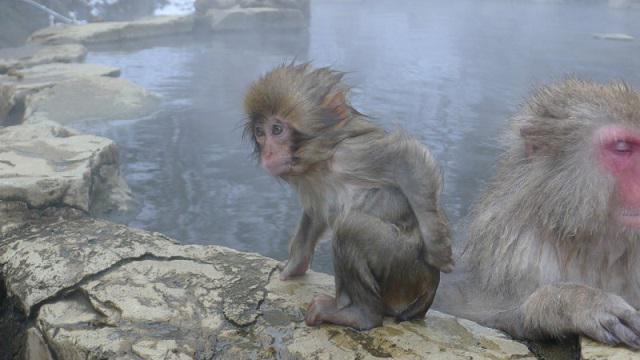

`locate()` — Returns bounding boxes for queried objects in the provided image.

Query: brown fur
[244,63,452,329]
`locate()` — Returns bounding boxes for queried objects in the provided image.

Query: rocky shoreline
[0,3,634,359]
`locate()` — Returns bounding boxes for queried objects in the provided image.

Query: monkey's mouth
[619,210,640,228]
[262,158,293,177]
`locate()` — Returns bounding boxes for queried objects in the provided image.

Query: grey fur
[244,64,452,329]
[435,79,640,348]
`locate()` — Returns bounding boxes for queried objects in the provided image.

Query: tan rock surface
[1,63,121,96]
[0,44,87,74]
[0,122,134,217]
[1,215,536,359]
[28,16,194,45]
[23,76,159,124]
[581,338,640,359]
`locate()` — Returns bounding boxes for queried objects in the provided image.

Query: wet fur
[244,64,452,329]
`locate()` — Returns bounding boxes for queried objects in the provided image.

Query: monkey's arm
[490,283,640,348]
[279,212,326,281]
[387,137,453,272]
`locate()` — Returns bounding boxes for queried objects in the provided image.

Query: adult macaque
[243,64,452,329]
[436,79,640,348]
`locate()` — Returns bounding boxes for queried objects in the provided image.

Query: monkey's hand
[508,284,640,349]
[570,291,640,348]
[419,222,454,273]
[424,240,454,273]
[277,256,310,281]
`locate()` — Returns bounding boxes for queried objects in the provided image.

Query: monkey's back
[328,135,441,320]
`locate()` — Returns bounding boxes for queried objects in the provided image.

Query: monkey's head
[514,79,640,235]
[243,63,361,177]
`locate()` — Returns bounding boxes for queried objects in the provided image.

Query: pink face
[596,125,640,228]
[255,117,293,177]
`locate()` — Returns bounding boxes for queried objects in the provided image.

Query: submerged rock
[23,75,159,125]
[0,44,87,74]
[0,122,135,217]
[0,215,535,359]
[593,33,635,41]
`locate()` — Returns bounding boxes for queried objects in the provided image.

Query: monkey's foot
[305,294,382,330]
[305,294,337,326]
[278,258,309,281]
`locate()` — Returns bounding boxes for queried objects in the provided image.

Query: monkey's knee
[395,288,437,322]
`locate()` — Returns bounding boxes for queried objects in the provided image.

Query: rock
[195,0,238,14]
[88,0,158,22]
[23,75,159,125]
[208,8,307,32]
[239,0,310,18]
[0,122,135,217]
[0,62,133,126]
[24,328,55,360]
[581,338,640,359]
[0,63,120,126]
[194,0,310,16]
[28,16,195,45]
[593,33,635,41]
[0,85,15,125]
[4,63,120,90]
[266,274,534,359]
[0,44,87,74]
[0,201,40,238]
[0,215,535,359]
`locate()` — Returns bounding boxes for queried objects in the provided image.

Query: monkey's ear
[323,91,350,124]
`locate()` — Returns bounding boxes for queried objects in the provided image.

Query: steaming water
[83,0,640,274]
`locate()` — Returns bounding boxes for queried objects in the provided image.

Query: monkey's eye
[614,140,632,154]
[255,126,265,137]
[272,123,284,136]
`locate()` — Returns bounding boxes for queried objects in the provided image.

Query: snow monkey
[436,79,640,349]
[243,63,452,329]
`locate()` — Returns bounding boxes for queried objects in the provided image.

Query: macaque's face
[254,116,293,177]
[596,125,640,228]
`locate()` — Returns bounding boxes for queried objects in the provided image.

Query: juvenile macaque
[244,64,452,329]
[436,79,640,348]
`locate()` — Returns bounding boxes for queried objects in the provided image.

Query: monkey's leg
[395,285,438,322]
[490,283,640,349]
[279,212,326,280]
[307,212,414,330]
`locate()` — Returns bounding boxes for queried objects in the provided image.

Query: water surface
[83,0,640,274]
